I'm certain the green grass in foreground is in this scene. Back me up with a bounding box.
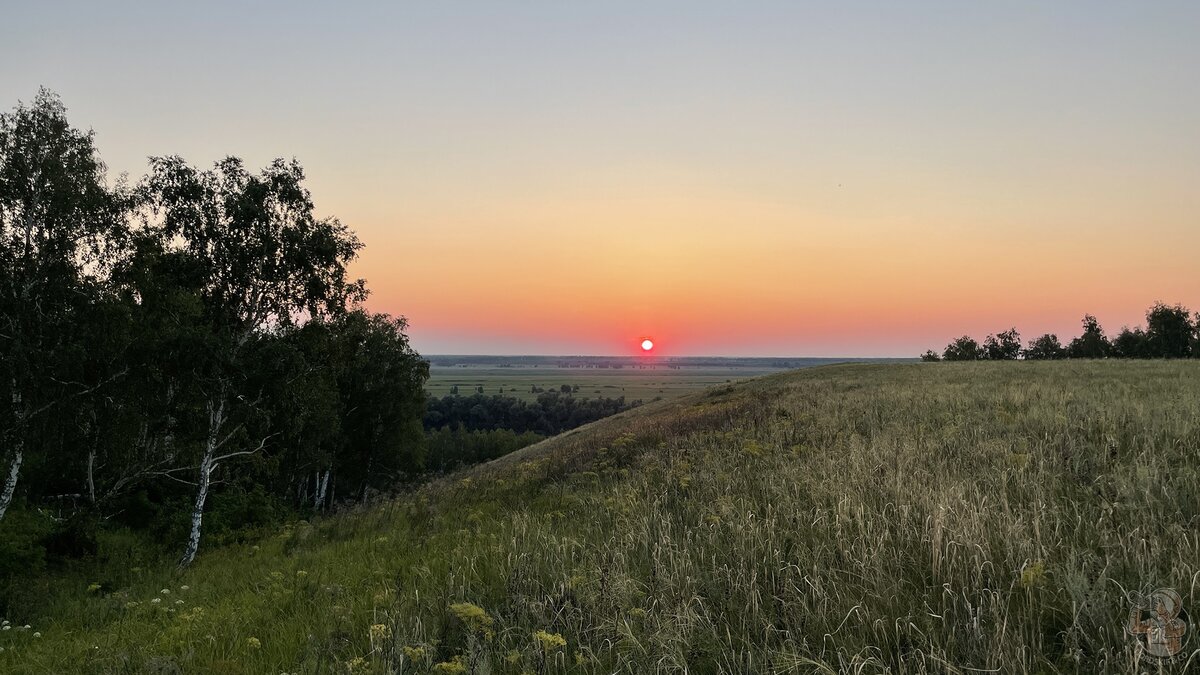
[3,361,1199,673]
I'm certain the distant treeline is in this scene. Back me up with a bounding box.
[424,392,639,436]
[0,90,428,581]
[424,427,545,473]
[922,302,1200,361]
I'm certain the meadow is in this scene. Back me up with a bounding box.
[3,361,1199,673]
[425,365,776,402]
[424,356,907,402]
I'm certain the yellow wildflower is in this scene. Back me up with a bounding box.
[368,623,391,641]
[432,656,467,674]
[449,602,494,640]
[1020,561,1046,589]
[247,637,261,649]
[402,645,426,661]
[533,630,567,651]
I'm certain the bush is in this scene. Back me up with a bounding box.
[1023,334,1067,360]
[943,336,984,361]
[984,328,1021,360]
[0,508,52,610]
[1145,302,1194,358]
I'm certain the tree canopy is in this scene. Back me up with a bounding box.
[0,91,427,576]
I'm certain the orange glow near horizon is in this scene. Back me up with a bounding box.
[15,4,1199,356]
[349,179,1200,356]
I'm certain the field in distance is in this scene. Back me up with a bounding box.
[425,355,911,402]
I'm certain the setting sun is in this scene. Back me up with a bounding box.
[641,338,654,352]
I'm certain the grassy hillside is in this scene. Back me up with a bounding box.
[3,362,1199,673]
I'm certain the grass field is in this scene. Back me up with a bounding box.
[424,356,908,403]
[425,365,779,402]
[4,361,1199,673]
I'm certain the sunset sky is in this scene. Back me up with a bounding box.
[4,2,1199,356]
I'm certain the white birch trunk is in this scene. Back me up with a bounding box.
[0,383,25,523]
[179,396,224,568]
[315,469,330,510]
[0,446,23,522]
[86,448,97,505]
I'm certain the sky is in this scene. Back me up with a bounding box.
[3,1,1199,356]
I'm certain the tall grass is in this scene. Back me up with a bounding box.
[2,361,1198,673]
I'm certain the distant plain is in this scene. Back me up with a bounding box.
[424,356,911,402]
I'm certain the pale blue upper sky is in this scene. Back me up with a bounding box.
[4,2,1199,355]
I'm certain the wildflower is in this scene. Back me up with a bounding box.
[296,570,308,579]
[247,637,261,649]
[33,632,41,638]
[151,598,161,604]
[504,649,521,664]
[368,623,391,641]
[449,602,494,640]
[180,585,190,591]
[346,656,367,671]
[402,645,426,661]
[22,625,30,629]
[1020,561,1046,589]
[124,602,139,609]
[160,588,171,595]
[628,608,647,619]
[87,583,102,593]
[175,600,184,605]
[1,625,9,631]
[432,656,467,674]
[533,630,567,651]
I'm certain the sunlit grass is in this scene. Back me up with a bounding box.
[3,361,1198,673]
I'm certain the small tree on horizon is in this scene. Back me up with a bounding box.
[984,328,1022,360]
[1023,334,1067,360]
[1144,302,1194,358]
[1112,326,1149,359]
[1068,314,1110,359]
[943,336,984,361]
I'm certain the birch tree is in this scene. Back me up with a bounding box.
[141,156,363,566]
[0,90,126,522]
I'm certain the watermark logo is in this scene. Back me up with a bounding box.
[1127,588,1188,661]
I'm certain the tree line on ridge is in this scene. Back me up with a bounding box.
[921,303,1200,361]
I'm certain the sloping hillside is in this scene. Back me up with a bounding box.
[4,362,1199,673]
